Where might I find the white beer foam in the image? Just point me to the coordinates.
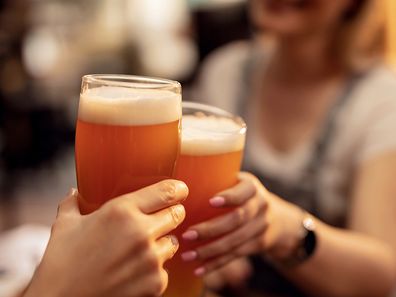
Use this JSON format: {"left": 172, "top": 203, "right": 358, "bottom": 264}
{"left": 78, "top": 86, "right": 181, "bottom": 125}
{"left": 181, "top": 115, "right": 245, "bottom": 155}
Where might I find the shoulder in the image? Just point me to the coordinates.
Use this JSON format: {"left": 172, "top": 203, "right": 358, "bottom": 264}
{"left": 344, "top": 65, "right": 396, "bottom": 118}
{"left": 341, "top": 65, "right": 396, "bottom": 162}
{"left": 354, "top": 65, "right": 396, "bottom": 101}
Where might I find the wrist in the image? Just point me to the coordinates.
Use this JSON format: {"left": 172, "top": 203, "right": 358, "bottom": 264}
{"left": 23, "top": 263, "right": 64, "bottom": 297}
{"left": 278, "top": 212, "right": 317, "bottom": 267}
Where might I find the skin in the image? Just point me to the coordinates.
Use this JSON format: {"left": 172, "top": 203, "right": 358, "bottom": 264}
{"left": 182, "top": 0, "right": 396, "bottom": 296}
{"left": 22, "top": 179, "right": 189, "bottom": 297}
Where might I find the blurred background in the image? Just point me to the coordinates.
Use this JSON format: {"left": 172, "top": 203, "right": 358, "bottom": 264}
{"left": 0, "top": 0, "right": 251, "bottom": 230}
{"left": 0, "top": 0, "right": 395, "bottom": 231}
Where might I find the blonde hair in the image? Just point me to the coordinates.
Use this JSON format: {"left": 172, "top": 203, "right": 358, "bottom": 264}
{"left": 385, "top": 0, "right": 396, "bottom": 67}
{"left": 340, "top": 0, "right": 387, "bottom": 70}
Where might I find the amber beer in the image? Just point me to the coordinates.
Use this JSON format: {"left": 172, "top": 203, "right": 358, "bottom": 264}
{"left": 75, "top": 75, "right": 181, "bottom": 214}
{"left": 164, "top": 102, "right": 246, "bottom": 297}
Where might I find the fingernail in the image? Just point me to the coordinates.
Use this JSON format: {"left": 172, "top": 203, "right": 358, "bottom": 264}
{"left": 169, "top": 235, "right": 179, "bottom": 246}
{"left": 209, "top": 196, "right": 225, "bottom": 207}
{"left": 170, "top": 205, "right": 185, "bottom": 223}
{"left": 181, "top": 250, "right": 197, "bottom": 261}
{"left": 182, "top": 230, "right": 198, "bottom": 241}
{"left": 68, "top": 188, "right": 78, "bottom": 197}
{"left": 194, "top": 267, "right": 205, "bottom": 276}
{"left": 176, "top": 181, "right": 189, "bottom": 193}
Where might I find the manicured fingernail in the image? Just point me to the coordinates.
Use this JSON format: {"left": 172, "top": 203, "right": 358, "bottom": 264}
{"left": 181, "top": 250, "right": 197, "bottom": 261}
{"left": 182, "top": 230, "right": 198, "bottom": 240}
{"left": 194, "top": 267, "right": 205, "bottom": 276}
{"left": 209, "top": 196, "right": 225, "bottom": 207}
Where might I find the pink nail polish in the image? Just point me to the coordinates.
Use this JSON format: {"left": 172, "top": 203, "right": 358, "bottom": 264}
{"left": 194, "top": 267, "right": 205, "bottom": 276}
{"left": 182, "top": 230, "right": 198, "bottom": 240}
{"left": 209, "top": 196, "right": 225, "bottom": 207}
{"left": 181, "top": 251, "right": 197, "bottom": 261}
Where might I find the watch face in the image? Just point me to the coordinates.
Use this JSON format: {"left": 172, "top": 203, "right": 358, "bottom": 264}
{"left": 304, "top": 229, "right": 316, "bottom": 257}
{"left": 302, "top": 216, "right": 316, "bottom": 258}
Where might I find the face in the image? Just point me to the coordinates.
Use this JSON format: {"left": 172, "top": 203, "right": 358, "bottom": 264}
{"left": 250, "top": 0, "right": 355, "bottom": 37}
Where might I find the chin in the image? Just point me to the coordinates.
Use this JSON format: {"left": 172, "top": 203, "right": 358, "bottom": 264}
{"left": 252, "top": 0, "right": 318, "bottom": 37}
{"left": 257, "top": 18, "right": 310, "bottom": 37}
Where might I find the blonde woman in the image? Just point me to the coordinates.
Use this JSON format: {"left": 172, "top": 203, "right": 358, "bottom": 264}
{"left": 183, "top": 0, "right": 396, "bottom": 296}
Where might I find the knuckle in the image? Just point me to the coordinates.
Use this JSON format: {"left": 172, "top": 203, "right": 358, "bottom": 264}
{"left": 199, "top": 243, "right": 223, "bottom": 260}
{"left": 144, "top": 249, "right": 161, "bottom": 272}
{"left": 259, "top": 198, "right": 268, "bottom": 211}
{"left": 259, "top": 237, "right": 270, "bottom": 252}
{"left": 196, "top": 223, "right": 213, "bottom": 239}
{"left": 104, "top": 203, "right": 132, "bottom": 223}
{"left": 204, "top": 226, "right": 216, "bottom": 239}
{"left": 224, "top": 192, "right": 238, "bottom": 205}
{"left": 130, "top": 228, "right": 151, "bottom": 250}
{"left": 149, "top": 275, "right": 166, "bottom": 296}
{"left": 232, "top": 207, "right": 247, "bottom": 226}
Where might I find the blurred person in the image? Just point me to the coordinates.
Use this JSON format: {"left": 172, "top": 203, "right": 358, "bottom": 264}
{"left": 184, "top": 0, "right": 396, "bottom": 296}
{"left": 4, "top": 180, "right": 188, "bottom": 297}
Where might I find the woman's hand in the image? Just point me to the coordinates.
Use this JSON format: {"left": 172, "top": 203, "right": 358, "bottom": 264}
{"left": 24, "top": 180, "right": 188, "bottom": 297}
{"left": 181, "top": 172, "right": 304, "bottom": 276}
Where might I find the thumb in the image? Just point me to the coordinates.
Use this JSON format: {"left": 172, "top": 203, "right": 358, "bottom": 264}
{"left": 57, "top": 188, "right": 79, "bottom": 217}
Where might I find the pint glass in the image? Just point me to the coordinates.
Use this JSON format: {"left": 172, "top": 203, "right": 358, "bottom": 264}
{"left": 75, "top": 75, "right": 181, "bottom": 214}
{"left": 164, "top": 102, "right": 246, "bottom": 297}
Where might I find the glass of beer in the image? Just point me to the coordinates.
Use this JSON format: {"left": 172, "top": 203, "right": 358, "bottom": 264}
{"left": 75, "top": 75, "right": 181, "bottom": 214}
{"left": 164, "top": 102, "right": 246, "bottom": 297}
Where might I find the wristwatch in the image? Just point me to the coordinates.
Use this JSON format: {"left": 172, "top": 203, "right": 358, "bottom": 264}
{"left": 283, "top": 213, "right": 317, "bottom": 267}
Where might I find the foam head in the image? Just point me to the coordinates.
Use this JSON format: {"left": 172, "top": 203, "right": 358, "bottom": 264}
{"left": 78, "top": 86, "right": 181, "bottom": 126}
{"left": 181, "top": 115, "right": 246, "bottom": 155}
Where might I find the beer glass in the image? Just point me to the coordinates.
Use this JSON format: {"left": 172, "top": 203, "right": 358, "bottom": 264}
{"left": 75, "top": 75, "right": 181, "bottom": 214}
{"left": 164, "top": 102, "right": 246, "bottom": 297}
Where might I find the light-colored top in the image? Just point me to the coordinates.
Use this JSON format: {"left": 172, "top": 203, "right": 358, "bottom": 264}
{"left": 195, "top": 41, "right": 396, "bottom": 224}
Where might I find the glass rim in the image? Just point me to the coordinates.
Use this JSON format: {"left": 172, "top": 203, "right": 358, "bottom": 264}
{"left": 182, "top": 101, "right": 247, "bottom": 135}
{"left": 82, "top": 74, "right": 181, "bottom": 90}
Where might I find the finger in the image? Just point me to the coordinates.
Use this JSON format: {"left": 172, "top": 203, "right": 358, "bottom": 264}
{"left": 204, "top": 258, "right": 252, "bottom": 289}
{"left": 234, "top": 240, "right": 262, "bottom": 256}
{"left": 119, "top": 179, "right": 188, "bottom": 214}
{"left": 195, "top": 254, "right": 236, "bottom": 277}
{"left": 155, "top": 235, "right": 179, "bottom": 265}
{"left": 131, "top": 268, "right": 169, "bottom": 297}
{"left": 57, "top": 188, "right": 79, "bottom": 218}
{"left": 203, "top": 241, "right": 261, "bottom": 274}
{"left": 183, "top": 195, "right": 266, "bottom": 241}
{"left": 148, "top": 204, "right": 186, "bottom": 239}
{"left": 195, "top": 210, "right": 267, "bottom": 260}
{"left": 210, "top": 176, "right": 256, "bottom": 207}
{"left": 204, "top": 269, "right": 229, "bottom": 291}
{"left": 158, "top": 268, "right": 169, "bottom": 295}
